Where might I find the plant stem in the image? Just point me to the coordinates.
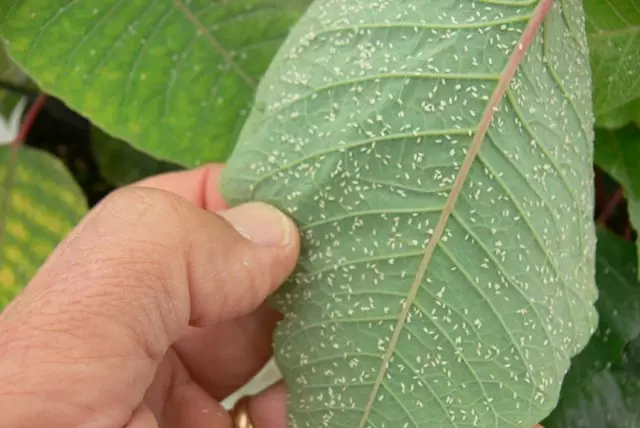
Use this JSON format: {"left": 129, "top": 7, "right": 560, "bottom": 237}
{"left": 625, "top": 221, "right": 632, "bottom": 241}
{"left": 597, "top": 187, "right": 624, "bottom": 226}
{"left": 13, "top": 94, "right": 48, "bottom": 147}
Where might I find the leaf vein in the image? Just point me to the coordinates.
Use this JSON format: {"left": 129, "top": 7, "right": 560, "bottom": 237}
{"left": 119, "top": 5, "right": 175, "bottom": 124}
{"left": 357, "top": 2, "right": 556, "bottom": 426}
{"left": 171, "top": 0, "right": 255, "bottom": 87}
{"left": 250, "top": 128, "right": 476, "bottom": 196}
{"left": 300, "top": 206, "right": 444, "bottom": 231}
{"left": 267, "top": 73, "right": 499, "bottom": 117}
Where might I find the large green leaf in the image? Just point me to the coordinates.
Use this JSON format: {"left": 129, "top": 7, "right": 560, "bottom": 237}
{"left": 0, "top": 145, "right": 87, "bottom": 309}
{"left": 92, "top": 127, "right": 181, "bottom": 186}
{"left": 544, "top": 229, "right": 640, "bottom": 427}
{"left": 594, "top": 124, "right": 640, "bottom": 277}
{"left": 0, "top": 0, "right": 311, "bottom": 167}
{"left": 220, "top": 0, "right": 598, "bottom": 426}
{"left": 583, "top": 0, "right": 640, "bottom": 120}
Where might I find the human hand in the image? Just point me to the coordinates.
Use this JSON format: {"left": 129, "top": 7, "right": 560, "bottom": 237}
{"left": 0, "top": 164, "right": 548, "bottom": 428}
{"left": 0, "top": 164, "right": 300, "bottom": 427}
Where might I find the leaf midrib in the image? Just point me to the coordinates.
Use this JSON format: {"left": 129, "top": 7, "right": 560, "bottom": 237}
{"left": 356, "top": 1, "right": 557, "bottom": 426}
{"left": 172, "top": 0, "right": 256, "bottom": 87}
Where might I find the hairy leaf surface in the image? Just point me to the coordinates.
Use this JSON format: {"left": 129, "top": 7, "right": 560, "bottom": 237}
{"left": 0, "top": 0, "right": 310, "bottom": 167}
{"left": 0, "top": 146, "right": 86, "bottom": 309}
{"left": 221, "top": 0, "right": 599, "bottom": 426}
{"left": 544, "top": 229, "right": 640, "bottom": 428}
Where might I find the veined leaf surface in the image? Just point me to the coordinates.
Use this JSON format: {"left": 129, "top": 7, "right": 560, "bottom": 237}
{"left": 0, "top": 0, "right": 311, "bottom": 167}
{"left": 0, "top": 146, "right": 87, "bottom": 309}
{"left": 220, "top": 0, "right": 598, "bottom": 426}
{"left": 583, "top": 0, "right": 640, "bottom": 119}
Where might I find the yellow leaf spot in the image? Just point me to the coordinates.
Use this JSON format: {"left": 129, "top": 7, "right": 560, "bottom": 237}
{"left": 11, "top": 193, "right": 66, "bottom": 235}
{"left": 130, "top": 122, "right": 142, "bottom": 135}
{"left": 6, "top": 37, "right": 29, "bottom": 54}
{"left": 4, "top": 245, "right": 24, "bottom": 264}
{"left": 16, "top": 163, "right": 34, "bottom": 181}
{"left": 33, "top": 241, "right": 53, "bottom": 259}
{"left": 0, "top": 266, "right": 15, "bottom": 288}
{"left": 7, "top": 220, "right": 28, "bottom": 241}
{"left": 58, "top": 189, "right": 81, "bottom": 207}
{"left": 10, "top": 192, "right": 34, "bottom": 215}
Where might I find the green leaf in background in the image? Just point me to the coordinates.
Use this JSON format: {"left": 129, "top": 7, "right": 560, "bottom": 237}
{"left": 0, "top": 39, "right": 20, "bottom": 82}
{"left": 221, "top": 0, "right": 598, "bottom": 426}
{"left": 584, "top": 0, "right": 640, "bottom": 121}
{"left": 544, "top": 229, "right": 640, "bottom": 428}
{"left": 0, "top": 40, "right": 27, "bottom": 119}
{"left": 92, "top": 127, "right": 181, "bottom": 186}
{"left": 594, "top": 124, "right": 640, "bottom": 277}
{"left": 0, "top": 0, "right": 311, "bottom": 168}
{"left": 594, "top": 126, "right": 640, "bottom": 197}
{"left": 0, "top": 145, "right": 87, "bottom": 309}
{"left": 596, "top": 99, "right": 640, "bottom": 130}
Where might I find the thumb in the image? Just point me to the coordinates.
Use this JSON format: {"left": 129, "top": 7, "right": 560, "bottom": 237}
{"left": 0, "top": 186, "right": 299, "bottom": 426}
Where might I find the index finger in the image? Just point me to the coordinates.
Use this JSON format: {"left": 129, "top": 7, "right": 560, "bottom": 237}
{"left": 133, "top": 163, "right": 228, "bottom": 212}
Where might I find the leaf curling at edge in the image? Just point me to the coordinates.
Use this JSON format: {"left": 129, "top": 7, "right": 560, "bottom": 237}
{"left": 220, "top": 0, "right": 598, "bottom": 427}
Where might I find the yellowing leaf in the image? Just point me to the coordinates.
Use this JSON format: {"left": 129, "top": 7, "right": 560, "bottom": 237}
{"left": 0, "top": 146, "right": 86, "bottom": 309}
{"left": 0, "top": 0, "right": 311, "bottom": 167}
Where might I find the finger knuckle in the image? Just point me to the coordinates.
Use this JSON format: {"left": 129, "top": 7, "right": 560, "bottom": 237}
{"left": 101, "top": 186, "right": 183, "bottom": 225}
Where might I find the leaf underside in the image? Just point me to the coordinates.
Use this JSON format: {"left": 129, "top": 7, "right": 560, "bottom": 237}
{"left": 544, "top": 229, "right": 640, "bottom": 427}
{"left": 0, "top": 146, "right": 87, "bottom": 309}
{"left": 0, "top": 0, "right": 310, "bottom": 167}
{"left": 221, "top": 0, "right": 598, "bottom": 426}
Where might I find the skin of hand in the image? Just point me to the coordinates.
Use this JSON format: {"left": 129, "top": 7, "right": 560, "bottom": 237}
{"left": 0, "top": 163, "right": 546, "bottom": 428}
{"left": 0, "top": 164, "right": 300, "bottom": 428}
